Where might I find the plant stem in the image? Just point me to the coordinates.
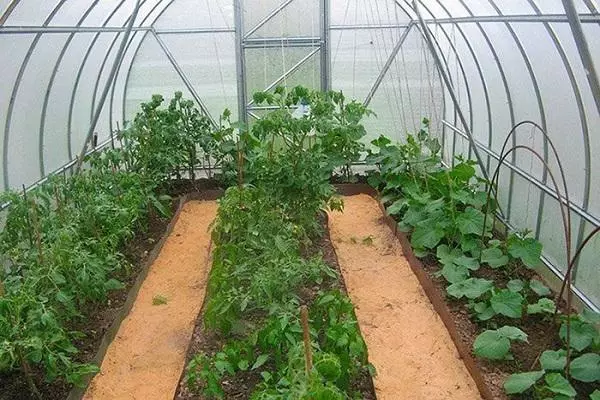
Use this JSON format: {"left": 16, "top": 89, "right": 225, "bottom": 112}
{"left": 300, "top": 305, "right": 313, "bottom": 376}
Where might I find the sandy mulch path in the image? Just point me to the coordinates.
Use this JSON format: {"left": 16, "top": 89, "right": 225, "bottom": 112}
{"left": 84, "top": 200, "right": 217, "bottom": 400}
{"left": 328, "top": 194, "right": 482, "bottom": 400}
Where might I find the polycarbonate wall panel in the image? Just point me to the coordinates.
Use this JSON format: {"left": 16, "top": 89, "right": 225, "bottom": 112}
{"left": 153, "top": 0, "right": 234, "bottom": 29}
{"left": 330, "top": 0, "right": 411, "bottom": 26}
{"left": 126, "top": 32, "right": 237, "bottom": 123}
{"left": 244, "top": 0, "right": 320, "bottom": 38}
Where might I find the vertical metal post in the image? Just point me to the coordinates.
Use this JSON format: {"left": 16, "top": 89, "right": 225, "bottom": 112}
{"left": 234, "top": 0, "right": 248, "bottom": 126}
{"left": 320, "top": 0, "right": 330, "bottom": 92}
{"left": 75, "top": 0, "right": 141, "bottom": 171}
{"left": 562, "top": 0, "right": 600, "bottom": 116}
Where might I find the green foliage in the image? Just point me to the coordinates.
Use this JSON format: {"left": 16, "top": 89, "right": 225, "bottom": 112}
{"left": 120, "top": 92, "right": 218, "bottom": 183}
{"left": 507, "top": 233, "right": 542, "bottom": 269}
{"left": 569, "top": 353, "right": 600, "bottom": 382}
{"left": 0, "top": 92, "right": 217, "bottom": 389}
{"left": 544, "top": 372, "right": 577, "bottom": 397}
{"left": 504, "top": 370, "right": 545, "bottom": 394}
{"left": 559, "top": 316, "right": 599, "bottom": 352}
{"left": 185, "top": 90, "right": 372, "bottom": 399}
{"left": 540, "top": 350, "right": 567, "bottom": 371}
{"left": 473, "top": 326, "right": 527, "bottom": 360}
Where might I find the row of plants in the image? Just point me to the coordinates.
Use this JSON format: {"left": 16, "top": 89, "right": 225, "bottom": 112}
{"left": 0, "top": 92, "right": 226, "bottom": 396}
{"left": 366, "top": 119, "right": 599, "bottom": 399}
{"left": 183, "top": 86, "right": 376, "bottom": 399}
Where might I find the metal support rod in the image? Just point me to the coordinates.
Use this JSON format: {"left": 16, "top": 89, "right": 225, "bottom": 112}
{"left": 320, "top": 0, "right": 330, "bottom": 92}
{"left": 234, "top": 0, "right": 247, "bottom": 126}
{"left": 243, "top": 37, "right": 322, "bottom": 48}
{"left": 151, "top": 29, "right": 217, "bottom": 128}
{"left": 0, "top": 0, "right": 20, "bottom": 25}
{"left": 562, "top": 0, "right": 600, "bottom": 115}
{"left": 247, "top": 47, "right": 321, "bottom": 107}
{"left": 412, "top": 0, "right": 490, "bottom": 182}
{"left": 0, "top": 26, "right": 235, "bottom": 34}
{"left": 75, "top": 0, "right": 141, "bottom": 172}
{"left": 421, "top": 13, "right": 600, "bottom": 24}
{"left": 330, "top": 23, "right": 410, "bottom": 30}
{"left": 364, "top": 24, "right": 413, "bottom": 107}
{"left": 244, "top": 0, "right": 295, "bottom": 39}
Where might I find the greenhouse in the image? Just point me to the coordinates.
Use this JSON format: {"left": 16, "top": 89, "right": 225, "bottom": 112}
{"left": 1, "top": 0, "right": 599, "bottom": 399}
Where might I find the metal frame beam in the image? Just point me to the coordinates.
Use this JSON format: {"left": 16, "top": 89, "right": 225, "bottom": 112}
{"left": 234, "top": 0, "right": 247, "bottom": 126}
{"left": 420, "top": 13, "right": 600, "bottom": 24}
{"left": 244, "top": 0, "right": 295, "bottom": 39}
{"left": 75, "top": 0, "right": 141, "bottom": 171}
{"left": 243, "top": 37, "right": 322, "bottom": 48}
{"left": 151, "top": 30, "right": 217, "bottom": 127}
{"left": 0, "top": 26, "right": 235, "bottom": 34}
{"left": 562, "top": 0, "right": 600, "bottom": 116}
{"left": 320, "top": 0, "right": 330, "bottom": 92}
{"left": 364, "top": 23, "right": 414, "bottom": 107}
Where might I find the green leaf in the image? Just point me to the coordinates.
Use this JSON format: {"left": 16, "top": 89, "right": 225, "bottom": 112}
{"left": 439, "top": 263, "right": 470, "bottom": 284}
{"left": 481, "top": 247, "right": 509, "bottom": 268}
{"left": 497, "top": 326, "right": 528, "bottom": 342}
{"left": 446, "top": 278, "right": 494, "bottom": 300}
{"left": 540, "top": 350, "right": 567, "bottom": 371}
{"left": 508, "top": 235, "right": 542, "bottom": 268}
{"left": 544, "top": 373, "right": 576, "bottom": 397}
{"left": 530, "top": 279, "right": 551, "bottom": 296}
{"left": 456, "top": 207, "right": 488, "bottom": 236}
{"left": 560, "top": 320, "right": 597, "bottom": 352}
{"left": 386, "top": 199, "right": 406, "bottom": 216}
{"left": 436, "top": 245, "right": 462, "bottom": 266}
{"left": 454, "top": 255, "right": 480, "bottom": 271}
{"left": 251, "top": 354, "right": 269, "bottom": 370}
{"left": 104, "top": 278, "right": 125, "bottom": 291}
{"left": 491, "top": 289, "right": 524, "bottom": 318}
{"left": 473, "top": 302, "right": 496, "bottom": 321}
{"left": 581, "top": 309, "right": 600, "bottom": 324}
{"left": 55, "top": 291, "right": 71, "bottom": 304}
{"left": 238, "top": 359, "right": 250, "bottom": 371}
{"left": 570, "top": 353, "right": 600, "bottom": 382}
{"left": 527, "top": 298, "right": 556, "bottom": 315}
{"left": 473, "top": 330, "right": 510, "bottom": 360}
{"left": 411, "top": 224, "right": 445, "bottom": 249}
{"left": 507, "top": 279, "right": 525, "bottom": 292}
{"left": 504, "top": 370, "right": 545, "bottom": 394}
{"left": 590, "top": 390, "right": 600, "bottom": 400}
{"left": 450, "top": 162, "right": 476, "bottom": 182}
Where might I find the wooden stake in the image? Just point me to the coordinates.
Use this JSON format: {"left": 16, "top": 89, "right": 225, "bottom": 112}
{"left": 300, "top": 305, "right": 313, "bottom": 376}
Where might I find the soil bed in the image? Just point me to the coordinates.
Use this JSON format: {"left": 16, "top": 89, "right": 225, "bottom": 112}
{"left": 419, "top": 253, "right": 598, "bottom": 399}
{"left": 174, "top": 214, "right": 377, "bottom": 400}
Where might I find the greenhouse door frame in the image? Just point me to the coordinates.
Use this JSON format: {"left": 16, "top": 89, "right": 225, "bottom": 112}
{"left": 234, "top": 0, "right": 330, "bottom": 125}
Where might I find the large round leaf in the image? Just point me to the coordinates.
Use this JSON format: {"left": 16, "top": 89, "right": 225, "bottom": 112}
{"left": 540, "top": 350, "right": 567, "bottom": 371}
{"left": 504, "top": 370, "right": 545, "bottom": 394}
{"left": 473, "top": 330, "right": 510, "bottom": 360}
{"left": 491, "top": 289, "right": 524, "bottom": 318}
{"left": 570, "top": 353, "right": 600, "bottom": 383}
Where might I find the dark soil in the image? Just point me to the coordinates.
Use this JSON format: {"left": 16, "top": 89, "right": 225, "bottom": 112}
{"left": 0, "top": 181, "right": 214, "bottom": 400}
{"left": 417, "top": 250, "right": 599, "bottom": 399}
{"left": 174, "top": 214, "right": 377, "bottom": 400}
